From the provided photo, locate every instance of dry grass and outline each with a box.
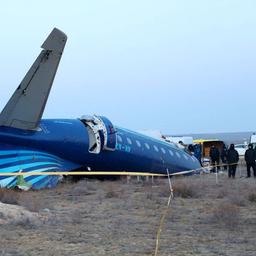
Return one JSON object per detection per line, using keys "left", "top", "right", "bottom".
{"left": 0, "top": 188, "right": 52, "bottom": 213}
{"left": 0, "top": 189, "right": 20, "bottom": 205}
{"left": 9, "top": 216, "right": 37, "bottom": 229}
{"left": 0, "top": 169, "right": 256, "bottom": 256}
{"left": 228, "top": 192, "right": 247, "bottom": 207}
{"left": 69, "top": 180, "right": 93, "bottom": 196}
{"left": 142, "top": 182, "right": 154, "bottom": 200}
{"left": 18, "top": 194, "right": 47, "bottom": 212}
{"left": 172, "top": 178, "right": 200, "bottom": 198}
{"left": 210, "top": 201, "right": 241, "bottom": 229}
{"left": 85, "top": 180, "right": 98, "bottom": 191}
{"left": 248, "top": 192, "right": 256, "bottom": 203}
{"left": 104, "top": 182, "right": 123, "bottom": 198}
{"left": 216, "top": 187, "right": 229, "bottom": 199}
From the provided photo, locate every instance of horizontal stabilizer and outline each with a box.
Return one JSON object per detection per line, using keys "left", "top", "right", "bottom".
{"left": 0, "top": 28, "right": 67, "bottom": 130}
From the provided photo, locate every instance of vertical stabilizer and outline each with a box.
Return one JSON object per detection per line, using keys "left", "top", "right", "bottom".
{"left": 0, "top": 28, "right": 67, "bottom": 130}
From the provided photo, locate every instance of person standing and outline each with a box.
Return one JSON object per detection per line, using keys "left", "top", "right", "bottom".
{"left": 177, "top": 141, "right": 186, "bottom": 150}
{"left": 221, "top": 144, "right": 228, "bottom": 170}
{"left": 244, "top": 143, "right": 256, "bottom": 178}
{"left": 209, "top": 145, "right": 220, "bottom": 172}
{"left": 227, "top": 144, "right": 239, "bottom": 178}
{"left": 193, "top": 143, "right": 202, "bottom": 166}
{"left": 187, "top": 144, "right": 194, "bottom": 156}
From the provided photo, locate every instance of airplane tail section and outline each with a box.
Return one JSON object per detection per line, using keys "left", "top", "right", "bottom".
{"left": 0, "top": 28, "right": 67, "bottom": 130}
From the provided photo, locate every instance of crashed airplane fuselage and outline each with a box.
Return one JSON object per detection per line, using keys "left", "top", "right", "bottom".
{"left": 0, "top": 28, "right": 201, "bottom": 189}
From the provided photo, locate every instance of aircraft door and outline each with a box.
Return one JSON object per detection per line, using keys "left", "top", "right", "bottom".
{"left": 98, "top": 116, "right": 116, "bottom": 151}
{"left": 80, "top": 115, "right": 116, "bottom": 154}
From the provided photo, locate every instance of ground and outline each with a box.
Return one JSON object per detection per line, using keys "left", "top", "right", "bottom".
{"left": 0, "top": 165, "right": 256, "bottom": 256}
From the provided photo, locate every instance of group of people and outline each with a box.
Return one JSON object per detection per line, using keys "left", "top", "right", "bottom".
{"left": 209, "top": 144, "right": 239, "bottom": 178}
{"left": 210, "top": 143, "right": 256, "bottom": 178}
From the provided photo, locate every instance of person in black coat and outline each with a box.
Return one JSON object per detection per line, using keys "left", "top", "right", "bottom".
{"left": 227, "top": 144, "right": 239, "bottom": 178}
{"left": 209, "top": 145, "right": 220, "bottom": 172}
{"left": 220, "top": 144, "right": 228, "bottom": 170}
{"left": 244, "top": 143, "right": 256, "bottom": 178}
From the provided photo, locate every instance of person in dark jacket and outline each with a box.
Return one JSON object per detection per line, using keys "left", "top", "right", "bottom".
{"left": 209, "top": 145, "right": 220, "bottom": 172}
{"left": 187, "top": 144, "right": 194, "bottom": 156}
{"left": 244, "top": 143, "right": 256, "bottom": 178}
{"left": 220, "top": 144, "right": 228, "bottom": 170}
{"left": 227, "top": 144, "right": 239, "bottom": 178}
{"left": 193, "top": 143, "right": 202, "bottom": 166}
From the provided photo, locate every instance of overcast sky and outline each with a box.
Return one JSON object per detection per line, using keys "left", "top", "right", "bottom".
{"left": 0, "top": 1, "right": 255, "bottom": 134}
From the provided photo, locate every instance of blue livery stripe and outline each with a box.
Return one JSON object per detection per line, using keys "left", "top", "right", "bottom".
{"left": 0, "top": 150, "right": 61, "bottom": 161}
{"left": 0, "top": 155, "right": 60, "bottom": 167}
{"left": 0, "top": 154, "right": 18, "bottom": 159}
{"left": 0, "top": 161, "right": 62, "bottom": 174}
{"left": 25, "top": 167, "right": 59, "bottom": 182}
{"left": 0, "top": 176, "right": 16, "bottom": 188}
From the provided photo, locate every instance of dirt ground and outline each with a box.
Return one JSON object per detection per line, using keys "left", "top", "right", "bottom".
{"left": 0, "top": 165, "right": 256, "bottom": 256}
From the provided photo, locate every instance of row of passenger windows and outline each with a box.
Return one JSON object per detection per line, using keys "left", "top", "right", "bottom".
{"left": 117, "top": 134, "right": 195, "bottom": 161}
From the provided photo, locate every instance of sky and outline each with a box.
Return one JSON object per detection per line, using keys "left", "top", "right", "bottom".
{"left": 0, "top": 0, "right": 256, "bottom": 134}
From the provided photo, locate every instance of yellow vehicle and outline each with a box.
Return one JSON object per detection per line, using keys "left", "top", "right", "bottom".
{"left": 193, "top": 139, "right": 224, "bottom": 164}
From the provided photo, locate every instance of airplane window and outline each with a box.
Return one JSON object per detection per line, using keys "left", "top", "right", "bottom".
{"left": 136, "top": 140, "right": 141, "bottom": 147}
{"left": 176, "top": 152, "right": 181, "bottom": 158}
{"left": 117, "top": 135, "right": 123, "bottom": 143}
{"left": 145, "top": 143, "right": 150, "bottom": 150}
{"left": 153, "top": 145, "right": 159, "bottom": 152}
{"left": 183, "top": 154, "right": 189, "bottom": 160}
{"left": 161, "top": 148, "right": 166, "bottom": 154}
{"left": 169, "top": 150, "right": 174, "bottom": 156}
{"left": 127, "top": 137, "right": 132, "bottom": 145}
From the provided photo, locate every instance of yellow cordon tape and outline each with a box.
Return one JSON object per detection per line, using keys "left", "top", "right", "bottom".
{"left": 154, "top": 169, "right": 173, "bottom": 256}
{"left": 153, "top": 162, "right": 239, "bottom": 256}
{"left": 0, "top": 162, "right": 238, "bottom": 256}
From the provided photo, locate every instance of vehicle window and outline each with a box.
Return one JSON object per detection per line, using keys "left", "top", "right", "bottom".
{"left": 235, "top": 144, "right": 245, "bottom": 148}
